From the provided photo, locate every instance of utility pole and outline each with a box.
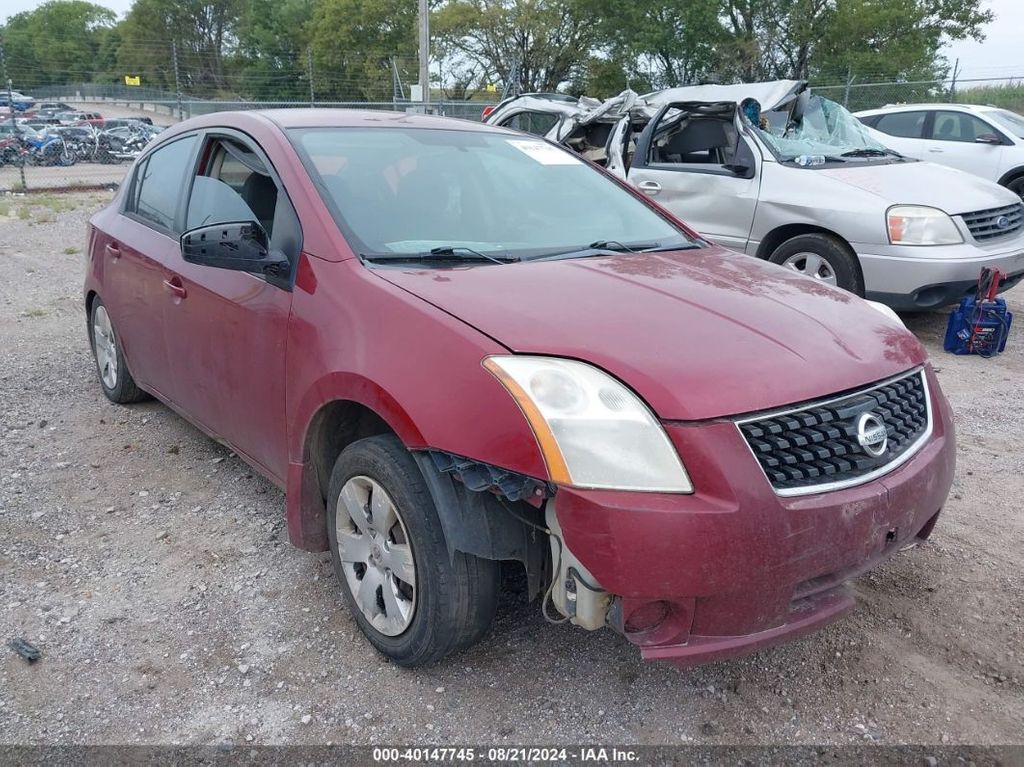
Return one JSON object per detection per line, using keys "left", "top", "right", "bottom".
{"left": 417, "top": 0, "right": 430, "bottom": 109}
{"left": 0, "top": 40, "right": 27, "bottom": 191}
{"left": 949, "top": 58, "right": 960, "bottom": 103}
{"left": 308, "top": 48, "right": 315, "bottom": 108}
{"left": 172, "top": 41, "right": 184, "bottom": 122}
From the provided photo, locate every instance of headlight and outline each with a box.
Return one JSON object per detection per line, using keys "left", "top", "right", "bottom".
{"left": 887, "top": 205, "right": 962, "bottom": 245}
{"left": 483, "top": 356, "right": 693, "bottom": 493}
{"left": 864, "top": 299, "right": 905, "bottom": 327}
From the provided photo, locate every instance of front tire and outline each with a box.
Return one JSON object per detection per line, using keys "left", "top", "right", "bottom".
{"left": 768, "top": 233, "right": 864, "bottom": 296}
{"left": 89, "top": 298, "right": 149, "bottom": 404}
{"left": 1006, "top": 176, "right": 1024, "bottom": 201}
{"left": 327, "top": 435, "right": 500, "bottom": 666}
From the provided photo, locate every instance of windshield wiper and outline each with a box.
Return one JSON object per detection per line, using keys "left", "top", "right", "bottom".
{"left": 588, "top": 239, "right": 659, "bottom": 252}
{"left": 362, "top": 246, "right": 519, "bottom": 265}
{"left": 429, "top": 246, "right": 519, "bottom": 263}
{"left": 528, "top": 240, "right": 699, "bottom": 261}
{"left": 841, "top": 147, "right": 903, "bottom": 158}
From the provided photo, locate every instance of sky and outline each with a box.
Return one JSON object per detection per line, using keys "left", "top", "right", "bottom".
{"left": 1, "top": 0, "right": 1020, "bottom": 83}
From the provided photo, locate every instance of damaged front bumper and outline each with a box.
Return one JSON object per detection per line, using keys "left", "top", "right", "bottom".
{"left": 549, "top": 366, "right": 956, "bottom": 666}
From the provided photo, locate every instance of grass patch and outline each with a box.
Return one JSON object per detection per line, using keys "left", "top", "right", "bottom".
{"left": 29, "top": 194, "right": 79, "bottom": 214}
{"left": 63, "top": 246, "right": 80, "bottom": 255}
{"left": 957, "top": 83, "right": 1024, "bottom": 114}
{"left": 22, "top": 308, "right": 47, "bottom": 318}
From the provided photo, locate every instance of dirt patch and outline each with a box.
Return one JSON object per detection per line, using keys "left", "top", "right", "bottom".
{"left": 1, "top": 194, "right": 1022, "bottom": 745}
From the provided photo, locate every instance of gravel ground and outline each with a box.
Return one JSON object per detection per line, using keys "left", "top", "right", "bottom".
{"left": 1, "top": 193, "right": 1022, "bottom": 747}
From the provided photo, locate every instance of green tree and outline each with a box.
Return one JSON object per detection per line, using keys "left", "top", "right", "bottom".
{"left": 116, "top": 0, "right": 241, "bottom": 96}
{"left": 433, "top": 0, "right": 595, "bottom": 94}
{"left": 812, "top": 0, "right": 990, "bottom": 83}
{"left": 233, "top": 0, "right": 314, "bottom": 100}
{"left": 579, "top": 0, "right": 721, "bottom": 89}
{"left": 1, "top": 1, "right": 117, "bottom": 88}
{"left": 717, "top": 0, "right": 992, "bottom": 84}
{"left": 310, "top": 0, "right": 417, "bottom": 101}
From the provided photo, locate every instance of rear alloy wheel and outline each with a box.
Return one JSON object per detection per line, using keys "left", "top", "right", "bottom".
{"left": 327, "top": 435, "right": 499, "bottom": 666}
{"left": 89, "top": 298, "right": 149, "bottom": 404}
{"left": 769, "top": 233, "right": 864, "bottom": 296}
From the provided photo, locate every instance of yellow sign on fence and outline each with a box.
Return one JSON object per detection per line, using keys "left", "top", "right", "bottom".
{"left": 485, "top": 83, "right": 497, "bottom": 93}
{"left": 124, "top": 75, "right": 141, "bottom": 86}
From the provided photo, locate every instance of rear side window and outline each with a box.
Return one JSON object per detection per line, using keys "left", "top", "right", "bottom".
{"left": 874, "top": 111, "right": 927, "bottom": 139}
{"left": 931, "top": 111, "right": 997, "bottom": 143}
{"left": 128, "top": 136, "right": 198, "bottom": 232}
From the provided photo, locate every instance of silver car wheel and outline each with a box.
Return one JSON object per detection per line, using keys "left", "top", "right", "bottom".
{"left": 781, "top": 251, "right": 838, "bottom": 286}
{"left": 336, "top": 475, "right": 417, "bottom": 636}
{"left": 92, "top": 305, "right": 119, "bottom": 389}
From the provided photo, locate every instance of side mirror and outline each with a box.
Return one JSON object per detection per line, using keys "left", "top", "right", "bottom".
{"left": 975, "top": 133, "right": 1002, "bottom": 145}
{"left": 723, "top": 139, "right": 757, "bottom": 179}
{"left": 180, "top": 221, "right": 289, "bottom": 277}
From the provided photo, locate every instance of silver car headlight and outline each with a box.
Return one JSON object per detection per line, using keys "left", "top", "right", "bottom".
{"left": 483, "top": 356, "right": 693, "bottom": 493}
{"left": 887, "top": 205, "right": 963, "bottom": 245}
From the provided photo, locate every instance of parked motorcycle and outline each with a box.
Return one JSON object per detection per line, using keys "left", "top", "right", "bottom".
{"left": 17, "top": 127, "right": 76, "bottom": 166}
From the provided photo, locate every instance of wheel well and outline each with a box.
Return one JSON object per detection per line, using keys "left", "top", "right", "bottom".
{"left": 756, "top": 223, "right": 849, "bottom": 260}
{"left": 997, "top": 166, "right": 1024, "bottom": 187}
{"left": 304, "top": 400, "right": 396, "bottom": 503}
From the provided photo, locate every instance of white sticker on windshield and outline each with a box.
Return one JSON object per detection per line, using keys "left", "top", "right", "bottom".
{"left": 507, "top": 139, "right": 581, "bottom": 165}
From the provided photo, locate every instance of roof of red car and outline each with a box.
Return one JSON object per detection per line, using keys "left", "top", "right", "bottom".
{"left": 162, "top": 108, "right": 508, "bottom": 135}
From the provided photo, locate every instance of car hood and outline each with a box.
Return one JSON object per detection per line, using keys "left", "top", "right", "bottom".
{"left": 818, "top": 161, "right": 1018, "bottom": 215}
{"left": 375, "top": 247, "right": 926, "bottom": 421}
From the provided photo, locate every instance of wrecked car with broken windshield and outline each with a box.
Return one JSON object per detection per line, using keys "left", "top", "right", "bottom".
{"left": 487, "top": 80, "right": 1024, "bottom": 309}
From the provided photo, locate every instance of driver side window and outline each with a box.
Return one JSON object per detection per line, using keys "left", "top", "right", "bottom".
{"left": 186, "top": 138, "right": 279, "bottom": 238}
{"left": 651, "top": 117, "right": 738, "bottom": 167}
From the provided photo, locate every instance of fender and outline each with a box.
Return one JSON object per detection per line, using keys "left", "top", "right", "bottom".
{"left": 285, "top": 373, "right": 427, "bottom": 551}
{"left": 997, "top": 165, "right": 1024, "bottom": 188}
{"left": 289, "top": 371, "right": 426, "bottom": 463}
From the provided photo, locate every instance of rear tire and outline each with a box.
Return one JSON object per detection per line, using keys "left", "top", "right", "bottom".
{"left": 327, "top": 435, "right": 500, "bottom": 666}
{"left": 768, "top": 233, "right": 864, "bottom": 296}
{"left": 89, "top": 298, "right": 149, "bottom": 404}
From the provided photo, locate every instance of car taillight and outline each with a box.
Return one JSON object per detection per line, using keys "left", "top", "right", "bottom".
{"left": 481, "top": 106, "right": 495, "bottom": 121}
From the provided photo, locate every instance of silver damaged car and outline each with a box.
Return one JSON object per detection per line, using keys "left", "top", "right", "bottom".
{"left": 485, "top": 80, "right": 1024, "bottom": 309}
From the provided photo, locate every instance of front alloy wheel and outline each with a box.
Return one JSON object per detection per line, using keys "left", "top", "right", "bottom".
{"left": 768, "top": 233, "right": 864, "bottom": 296}
{"left": 335, "top": 475, "right": 417, "bottom": 636}
{"left": 326, "top": 435, "right": 499, "bottom": 666}
{"left": 780, "top": 251, "right": 838, "bottom": 286}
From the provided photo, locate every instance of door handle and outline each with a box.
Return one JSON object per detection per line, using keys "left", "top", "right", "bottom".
{"left": 162, "top": 276, "right": 187, "bottom": 300}
{"left": 637, "top": 180, "right": 662, "bottom": 195}
{"left": 104, "top": 242, "right": 120, "bottom": 260}
{"left": 927, "top": 148, "right": 944, "bottom": 153}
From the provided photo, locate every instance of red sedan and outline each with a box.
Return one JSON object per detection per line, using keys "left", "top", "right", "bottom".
{"left": 84, "top": 110, "right": 955, "bottom": 666}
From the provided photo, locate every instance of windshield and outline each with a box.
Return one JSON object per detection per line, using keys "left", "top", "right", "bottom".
{"left": 756, "top": 95, "right": 892, "bottom": 163}
{"left": 988, "top": 108, "right": 1024, "bottom": 139}
{"left": 290, "top": 127, "right": 694, "bottom": 261}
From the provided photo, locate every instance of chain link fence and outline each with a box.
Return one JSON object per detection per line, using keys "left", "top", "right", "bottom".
{"left": 4, "top": 75, "right": 1024, "bottom": 193}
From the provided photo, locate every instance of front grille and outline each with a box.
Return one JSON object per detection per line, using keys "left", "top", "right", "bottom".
{"left": 960, "top": 203, "right": 1023, "bottom": 241}
{"left": 737, "top": 370, "right": 930, "bottom": 495}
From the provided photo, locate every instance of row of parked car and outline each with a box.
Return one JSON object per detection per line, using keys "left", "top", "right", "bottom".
{"left": 482, "top": 80, "right": 1024, "bottom": 310}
